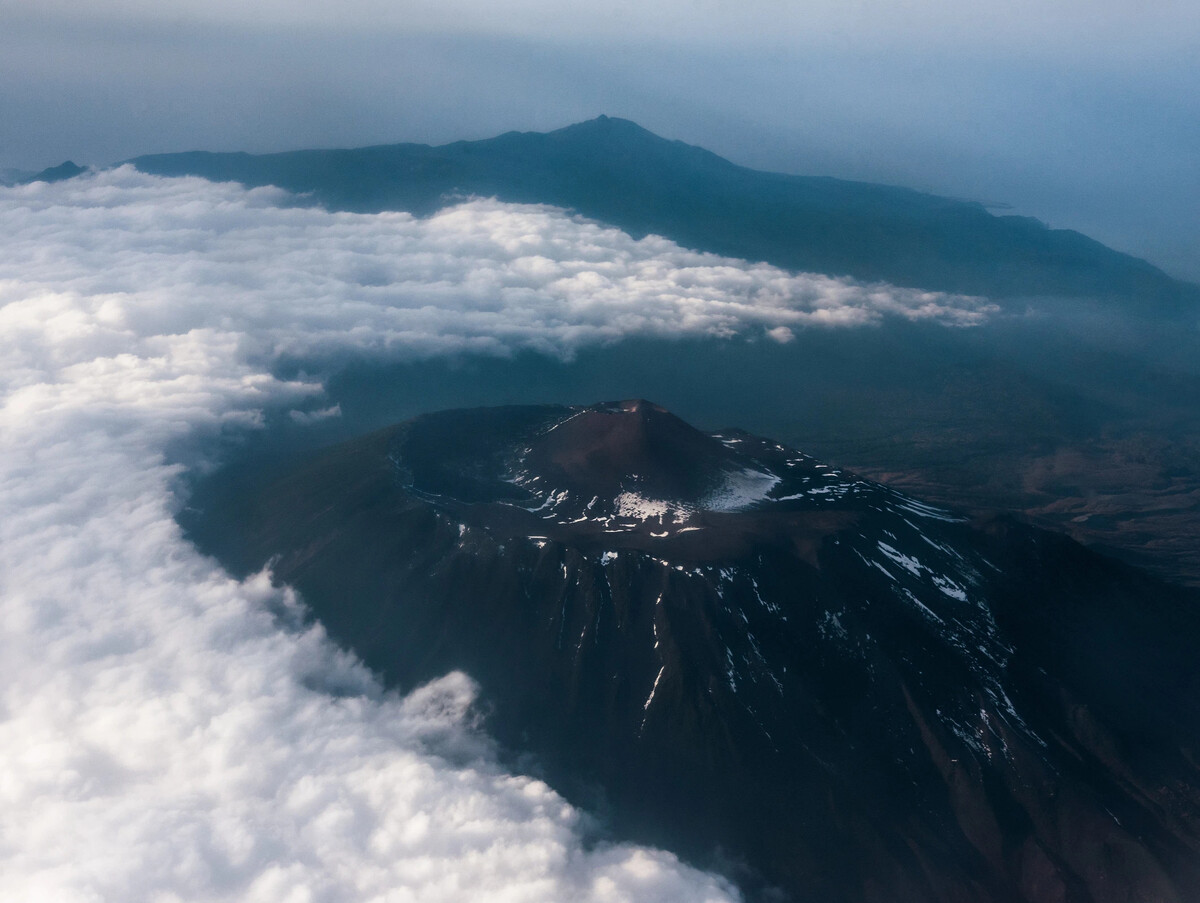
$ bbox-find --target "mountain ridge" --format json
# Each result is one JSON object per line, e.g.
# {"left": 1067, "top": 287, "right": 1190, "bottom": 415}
{"left": 123, "top": 116, "right": 1196, "bottom": 309}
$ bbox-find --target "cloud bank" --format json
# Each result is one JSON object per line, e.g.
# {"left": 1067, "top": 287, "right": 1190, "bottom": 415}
{"left": 0, "top": 168, "right": 990, "bottom": 367}
{"left": 0, "top": 169, "right": 988, "bottom": 901}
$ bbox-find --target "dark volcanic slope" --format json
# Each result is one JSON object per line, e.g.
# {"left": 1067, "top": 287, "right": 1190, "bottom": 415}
{"left": 190, "top": 401, "right": 1200, "bottom": 903}
{"left": 129, "top": 116, "right": 1196, "bottom": 310}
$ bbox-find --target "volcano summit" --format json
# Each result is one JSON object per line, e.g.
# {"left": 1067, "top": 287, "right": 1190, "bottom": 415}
{"left": 189, "top": 401, "right": 1200, "bottom": 903}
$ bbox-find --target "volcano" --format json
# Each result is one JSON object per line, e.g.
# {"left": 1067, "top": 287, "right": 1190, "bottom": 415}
{"left": 188, "top": 401, "right": 1200, "bottom": 902}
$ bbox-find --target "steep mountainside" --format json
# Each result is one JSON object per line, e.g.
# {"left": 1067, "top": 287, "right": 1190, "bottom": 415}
{"left": 129, "top": 116, "right": 1196, "bottom": 309}
{"left": 188, "top": 401, "right": 1200, "bottom": 903}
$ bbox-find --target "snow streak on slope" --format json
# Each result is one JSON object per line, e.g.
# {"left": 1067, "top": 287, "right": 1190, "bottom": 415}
{"left": 0, "top": 169, "right": 990, "bottom": 901}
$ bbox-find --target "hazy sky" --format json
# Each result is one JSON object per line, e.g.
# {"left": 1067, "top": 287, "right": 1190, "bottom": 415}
{"left": 2, "top": 2, "right": 1197, "bottom": 278}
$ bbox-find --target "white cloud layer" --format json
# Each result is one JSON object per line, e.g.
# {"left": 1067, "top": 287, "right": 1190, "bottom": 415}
{"left": 0, "top": 167, "right": 989, "bottom": 370}
{"left": 0, "top": 169, "right": 987, "bottom": 901}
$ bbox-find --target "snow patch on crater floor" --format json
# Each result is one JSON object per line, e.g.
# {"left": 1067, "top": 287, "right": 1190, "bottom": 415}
{"left": 615, "top": 491, "right": 682, "bottom": 521}
{"left": 610, "top": 467, "right": 781, "bottom": 522}
{"left": 703, "top": 467, "right": 781, "bottom": 512}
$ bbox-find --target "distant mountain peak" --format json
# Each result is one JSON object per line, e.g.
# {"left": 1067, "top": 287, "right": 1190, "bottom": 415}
{"left": 24, "top": 160, "right": 87, "bottom": 184}
{"left": 548, "top": 115, "right": 685, "bottom": 148}
{"left": 563, "top": 114, "right": 646, "bottom": 132}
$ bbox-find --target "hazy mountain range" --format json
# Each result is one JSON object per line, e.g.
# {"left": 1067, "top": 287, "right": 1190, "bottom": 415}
{"left": 126, "top": 115, "right": 1195, "bottom": 310}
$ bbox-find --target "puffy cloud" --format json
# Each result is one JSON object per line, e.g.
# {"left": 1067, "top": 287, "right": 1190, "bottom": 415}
{"left": 0, "top": 169, "right": 989, "bottom": 901}
{"left": 0, "top": 175, "right": 739, "bottom": 903}
{"left": 0, "top": 168, "right": 990, "bottom": 371}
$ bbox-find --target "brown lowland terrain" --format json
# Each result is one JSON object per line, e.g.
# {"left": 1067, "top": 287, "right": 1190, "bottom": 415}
{"left": 842, "top": 436, "right": 1200, "bottom": 587}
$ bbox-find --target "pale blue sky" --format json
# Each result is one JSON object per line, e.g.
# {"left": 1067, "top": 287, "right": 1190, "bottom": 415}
{"left": 2, "top": 2, "right": 1196, "bottom": 279}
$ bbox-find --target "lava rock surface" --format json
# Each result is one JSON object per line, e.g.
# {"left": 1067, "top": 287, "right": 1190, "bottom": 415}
{"left": 188, "top": 401, "right": 1200, "bottom": 903}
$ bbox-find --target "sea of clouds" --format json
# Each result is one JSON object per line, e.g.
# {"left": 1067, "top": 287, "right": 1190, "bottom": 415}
{"left": 0, "top": 168, "right": 991, "bottom": 902}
